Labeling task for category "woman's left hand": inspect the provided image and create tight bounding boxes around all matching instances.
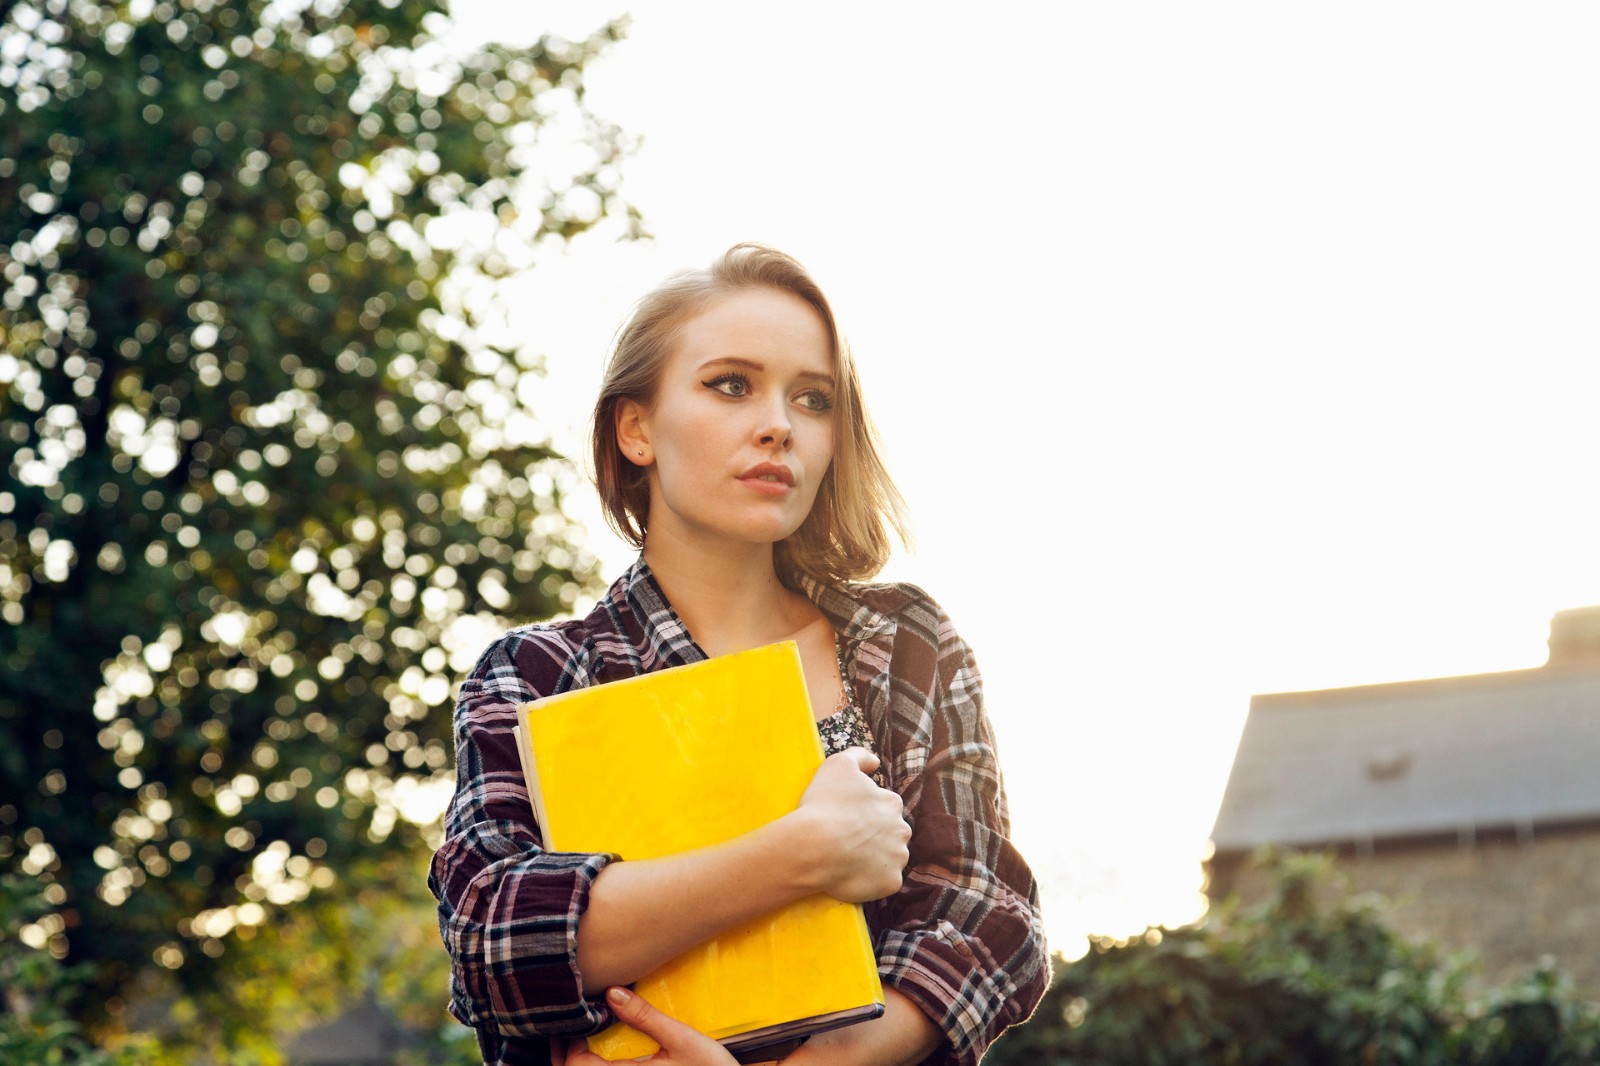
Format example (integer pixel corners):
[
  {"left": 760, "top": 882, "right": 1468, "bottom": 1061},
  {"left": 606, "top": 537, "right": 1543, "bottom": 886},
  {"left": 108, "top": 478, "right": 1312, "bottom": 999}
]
[{"left": 553, "top": 987, "right": 741, "bottom": 1066}]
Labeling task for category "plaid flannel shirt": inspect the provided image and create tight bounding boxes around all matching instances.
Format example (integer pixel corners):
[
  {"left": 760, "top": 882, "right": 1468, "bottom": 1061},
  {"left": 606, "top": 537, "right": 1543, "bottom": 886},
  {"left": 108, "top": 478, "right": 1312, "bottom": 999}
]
[{"left": 428, "top": 558, "right": 1048, "bottom": 1065}]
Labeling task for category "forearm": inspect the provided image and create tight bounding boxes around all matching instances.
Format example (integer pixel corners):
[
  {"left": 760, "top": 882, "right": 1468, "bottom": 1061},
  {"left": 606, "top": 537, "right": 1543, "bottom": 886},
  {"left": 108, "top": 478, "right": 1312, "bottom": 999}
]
[
  {"left": 575, "top": 809, "right": 819, "bottom": 994},
  {"left": 576, "top": 748, "right": 906, "bottom": 995},
  {"left": 783, "top": 989, "right": 943, "bottom": 1066}
]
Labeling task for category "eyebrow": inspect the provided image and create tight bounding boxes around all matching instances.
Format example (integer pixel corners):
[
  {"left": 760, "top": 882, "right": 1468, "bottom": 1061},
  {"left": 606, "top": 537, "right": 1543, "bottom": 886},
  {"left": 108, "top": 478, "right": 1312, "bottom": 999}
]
[{"left": 697, "top": 356, "right": 836, "bottom": 387}]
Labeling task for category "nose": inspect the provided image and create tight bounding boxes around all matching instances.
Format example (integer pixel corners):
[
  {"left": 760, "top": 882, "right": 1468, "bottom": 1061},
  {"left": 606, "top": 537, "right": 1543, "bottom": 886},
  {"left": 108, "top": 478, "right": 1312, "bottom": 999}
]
[{"left": 755, "top": 399, "right": 792, "bottom": 450}]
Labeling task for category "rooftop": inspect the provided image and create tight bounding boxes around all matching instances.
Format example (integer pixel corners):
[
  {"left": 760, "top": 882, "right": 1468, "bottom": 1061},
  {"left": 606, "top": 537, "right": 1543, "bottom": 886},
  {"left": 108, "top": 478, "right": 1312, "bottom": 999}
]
[{"left": 1211, "top": 607, "right": 1600, "bottom": 854}]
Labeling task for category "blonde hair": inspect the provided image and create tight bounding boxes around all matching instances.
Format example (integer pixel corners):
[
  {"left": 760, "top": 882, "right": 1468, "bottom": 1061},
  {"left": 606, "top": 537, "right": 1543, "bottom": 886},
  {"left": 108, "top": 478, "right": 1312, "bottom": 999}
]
[{"left": 591, "top": 243, "right": 908, "bottom": 587}]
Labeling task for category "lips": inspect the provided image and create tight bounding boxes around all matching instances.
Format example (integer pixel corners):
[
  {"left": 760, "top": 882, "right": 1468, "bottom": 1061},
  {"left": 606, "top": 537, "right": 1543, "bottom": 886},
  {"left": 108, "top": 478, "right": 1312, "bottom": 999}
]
[
  {"left": 738, "top": 462, "right": 795, "bottom": 486},
  {"left": 739, "top": 457, "right": 796, "bottom": 489}
]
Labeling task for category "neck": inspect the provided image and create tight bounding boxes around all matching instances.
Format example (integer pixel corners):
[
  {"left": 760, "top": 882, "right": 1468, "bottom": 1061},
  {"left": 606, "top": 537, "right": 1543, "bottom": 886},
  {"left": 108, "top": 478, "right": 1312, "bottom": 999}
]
[{"left": 642, "top": 530, "right": 816, "bottom": 657}]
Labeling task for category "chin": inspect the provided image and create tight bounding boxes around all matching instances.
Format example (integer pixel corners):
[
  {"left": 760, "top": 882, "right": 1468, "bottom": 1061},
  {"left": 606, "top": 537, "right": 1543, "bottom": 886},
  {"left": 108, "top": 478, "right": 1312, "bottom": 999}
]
[{"left": 729, "top": 518, "right": 806, "bottom": 545}]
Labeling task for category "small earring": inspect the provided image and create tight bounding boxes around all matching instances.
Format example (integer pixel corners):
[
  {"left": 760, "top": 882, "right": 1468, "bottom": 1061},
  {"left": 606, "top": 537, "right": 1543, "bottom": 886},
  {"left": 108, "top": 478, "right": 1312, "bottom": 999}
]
[{"left": 636, "top": 449, "right": 644, "bottom": 457}]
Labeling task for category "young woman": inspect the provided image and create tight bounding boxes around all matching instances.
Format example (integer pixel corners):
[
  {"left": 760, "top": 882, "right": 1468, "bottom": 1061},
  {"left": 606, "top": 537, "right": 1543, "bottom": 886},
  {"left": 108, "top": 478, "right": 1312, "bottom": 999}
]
[{"left": 429, "top": 245, "right": 1048, "bottom": 1066}]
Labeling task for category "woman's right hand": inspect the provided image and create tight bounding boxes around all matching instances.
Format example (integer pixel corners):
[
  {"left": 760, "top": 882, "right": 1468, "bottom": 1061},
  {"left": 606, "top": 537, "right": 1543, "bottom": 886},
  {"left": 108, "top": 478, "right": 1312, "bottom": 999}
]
[
  {"left": 553, "top": 987, "right": 740, "bottom": 1066},
  {"left": 792, "top": 747, "right": 910, "bottom": 903}
]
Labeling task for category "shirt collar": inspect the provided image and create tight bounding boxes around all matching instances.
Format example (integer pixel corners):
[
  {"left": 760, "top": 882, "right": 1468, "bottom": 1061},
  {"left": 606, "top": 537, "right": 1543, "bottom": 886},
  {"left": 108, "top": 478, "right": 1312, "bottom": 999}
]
[
  {"left": 794, "top": 572, "right": 897, "bottom": 648},
  {"left": 617, "top": 554, "right": 707, "bottom": 668}
]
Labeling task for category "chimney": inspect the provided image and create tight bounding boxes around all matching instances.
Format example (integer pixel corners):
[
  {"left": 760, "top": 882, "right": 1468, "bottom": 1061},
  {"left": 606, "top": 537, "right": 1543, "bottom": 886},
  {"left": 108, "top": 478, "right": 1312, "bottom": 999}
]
[{"left": 1547, "top": 606, "right": 1600, "bottom": 668}]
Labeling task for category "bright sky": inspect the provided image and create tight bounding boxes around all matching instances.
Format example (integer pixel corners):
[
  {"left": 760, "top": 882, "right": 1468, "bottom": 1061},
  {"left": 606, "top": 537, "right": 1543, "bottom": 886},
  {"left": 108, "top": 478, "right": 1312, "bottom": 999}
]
[{"left": 447, "top": 1, "right": 1600, "bottom": 956}]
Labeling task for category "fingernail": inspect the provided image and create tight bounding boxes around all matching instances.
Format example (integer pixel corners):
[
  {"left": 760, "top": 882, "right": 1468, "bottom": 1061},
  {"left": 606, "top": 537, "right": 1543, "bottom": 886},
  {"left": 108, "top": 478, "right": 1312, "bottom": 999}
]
[{"left": 607, "top": 986, "right": 632, "bottom": 1006}]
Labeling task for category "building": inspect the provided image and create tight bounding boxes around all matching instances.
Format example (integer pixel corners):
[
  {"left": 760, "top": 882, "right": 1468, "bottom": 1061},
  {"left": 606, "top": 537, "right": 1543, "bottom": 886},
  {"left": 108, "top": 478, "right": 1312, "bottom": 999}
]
[{"left": 1209, "top": 606, "right": 1600, "bottom": 991}]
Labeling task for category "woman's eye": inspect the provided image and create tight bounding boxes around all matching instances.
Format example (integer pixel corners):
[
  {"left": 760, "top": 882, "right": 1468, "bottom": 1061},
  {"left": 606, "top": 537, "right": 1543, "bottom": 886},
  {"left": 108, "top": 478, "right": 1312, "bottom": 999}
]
[
  {"left": 704, "top": 374, "right": 750, "bottom": 397},
  {"left": 796, "top": 390, "right": 834, "bottom": 413}
]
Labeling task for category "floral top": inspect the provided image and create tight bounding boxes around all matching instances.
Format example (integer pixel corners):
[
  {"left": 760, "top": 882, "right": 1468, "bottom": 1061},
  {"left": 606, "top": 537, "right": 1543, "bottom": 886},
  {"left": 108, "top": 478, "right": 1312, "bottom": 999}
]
[
  {"left": 816, "top": 635, "right": 888, "bottom": 787},
  {"left": 815, "top": 701, "right": 882, "bottom": 764}
]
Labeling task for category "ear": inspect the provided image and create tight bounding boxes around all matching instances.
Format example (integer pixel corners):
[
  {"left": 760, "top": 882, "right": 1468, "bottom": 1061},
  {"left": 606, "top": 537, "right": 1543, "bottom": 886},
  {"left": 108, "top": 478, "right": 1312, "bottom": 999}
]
[{"left": 615, "top": 398, "right": 653, "bottom": 467}]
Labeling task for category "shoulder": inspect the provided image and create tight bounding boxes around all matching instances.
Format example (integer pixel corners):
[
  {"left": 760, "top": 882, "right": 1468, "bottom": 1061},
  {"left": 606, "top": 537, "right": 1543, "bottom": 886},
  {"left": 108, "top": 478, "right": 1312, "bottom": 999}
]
[
  {"left": 840, "top": 578, "right": 935, "bottom": 618},
  {"left": 834, "top": 580, "right": 968, "bottom": 656},
  {"left": 832, "top": 581, "right": 997, "bottom": 789},
  {"left": 823, "top": 579, "right": 980, "bottom": 719},
  {"left": 474, "top": 619, "right": 589, "bottom": 672},
  {"left": 457, "top": 619, "right": 588, "bottom": 706},
  {"left": 462, "top": 582, "right": 639, "bottom": 692}
]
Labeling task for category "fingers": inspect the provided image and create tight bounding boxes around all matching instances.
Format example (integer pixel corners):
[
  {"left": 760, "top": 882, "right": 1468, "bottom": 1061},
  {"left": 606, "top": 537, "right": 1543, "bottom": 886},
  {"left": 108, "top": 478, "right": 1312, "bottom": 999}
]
[
  {"left": 795, "top": 747, "right": 909, "bottom": 903},
  {"left": 833, "top": 745, "right": 881, "bottom": 777},
  {"left": 826, "top": 762, "right": 909, "bottom": 900},
  {"left": 560, "top": 990, "right": 736, "bottom": 1065},
  {"left": 602, "top": 985, "right": 705, "bottom": 1049}
]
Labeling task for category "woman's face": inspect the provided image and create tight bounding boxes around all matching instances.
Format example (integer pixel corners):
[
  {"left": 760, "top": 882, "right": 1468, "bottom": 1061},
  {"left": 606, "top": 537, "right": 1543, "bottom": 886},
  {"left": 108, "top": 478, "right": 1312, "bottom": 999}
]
[{"left": 623, "top": 287, "right": 837, "bottom": 553}]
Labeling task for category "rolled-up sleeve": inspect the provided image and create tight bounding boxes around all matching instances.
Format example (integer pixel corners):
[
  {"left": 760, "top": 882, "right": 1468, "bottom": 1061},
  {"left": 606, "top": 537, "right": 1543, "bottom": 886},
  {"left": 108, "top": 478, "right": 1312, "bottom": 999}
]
[
  {"left": 427, "top": 632, "right": 618, "bottom": 1040},
  {"left": 875, "top": 611, "right": 1050, "bottom": 1066}
]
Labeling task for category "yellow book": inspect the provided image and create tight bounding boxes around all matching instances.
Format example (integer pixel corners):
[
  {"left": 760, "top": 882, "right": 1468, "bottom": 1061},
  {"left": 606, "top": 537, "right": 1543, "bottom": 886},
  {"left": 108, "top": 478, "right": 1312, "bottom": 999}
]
[{"left": 513, "top": 640, "right": 885, "bottom": 1062}]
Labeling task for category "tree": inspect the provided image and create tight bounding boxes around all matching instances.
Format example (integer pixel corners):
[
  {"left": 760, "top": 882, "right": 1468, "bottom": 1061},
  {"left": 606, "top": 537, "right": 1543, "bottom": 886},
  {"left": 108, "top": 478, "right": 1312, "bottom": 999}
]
[
  {"left": 0, "top": 0, "right": 638, "bottom": 1025},
  {"left": 0, "top": 875, "right": 151, "bottom": 1064},
  {"left": 988, "top": 853, "right": 1600, "bottom": 1065},
  {"left": 135, "top": 849, "right": 482, "bottom": 1065}
]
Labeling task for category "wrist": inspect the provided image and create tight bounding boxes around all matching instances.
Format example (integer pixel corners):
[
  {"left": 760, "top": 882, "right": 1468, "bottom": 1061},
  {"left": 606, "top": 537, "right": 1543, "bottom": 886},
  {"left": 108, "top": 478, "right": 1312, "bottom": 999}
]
[
  {"left": 786, "top": 988, "right": 944, "bottom": 1066},
  {"left": 783, "top": 1031, "right": 872, "bottom": 1066},
  {"left": 764, "top": 807, "right": 826, "bottom": 896}
]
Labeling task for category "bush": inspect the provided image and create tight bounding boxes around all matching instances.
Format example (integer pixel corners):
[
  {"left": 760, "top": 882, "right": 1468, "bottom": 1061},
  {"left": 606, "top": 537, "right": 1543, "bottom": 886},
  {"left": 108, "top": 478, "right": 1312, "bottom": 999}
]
[
  {"left": 0, "top": 875, "right": 150, "bottom": 1064},
  {"left": 989, "top": 852, "right": 1600, "bottom": 1065}
]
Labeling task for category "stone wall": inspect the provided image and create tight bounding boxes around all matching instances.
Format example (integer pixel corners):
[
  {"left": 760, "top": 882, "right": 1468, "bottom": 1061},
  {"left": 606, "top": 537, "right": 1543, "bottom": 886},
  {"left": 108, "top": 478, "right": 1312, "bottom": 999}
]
[{"left": 1211, "top": 824, "right": 1600, "bottom": 995}]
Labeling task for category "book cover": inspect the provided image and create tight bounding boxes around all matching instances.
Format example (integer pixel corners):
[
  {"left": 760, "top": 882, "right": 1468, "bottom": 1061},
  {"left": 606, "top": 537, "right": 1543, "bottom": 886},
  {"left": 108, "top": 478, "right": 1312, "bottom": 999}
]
[{"left": 514, "top": 640, "right": 885, "bottom": 1061}]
